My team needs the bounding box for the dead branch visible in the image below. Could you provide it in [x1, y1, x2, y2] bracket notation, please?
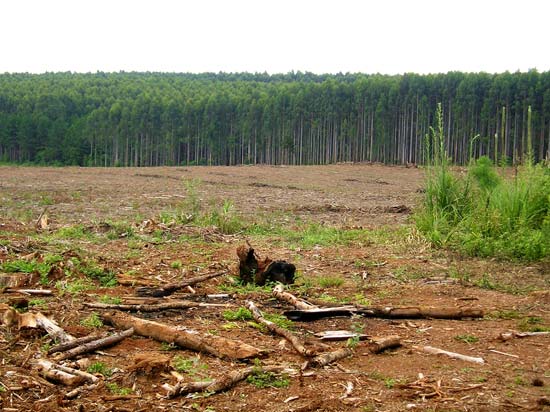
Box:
[65, 383, 99, 399]
[163, 365, 287, 398]
[368, 335, 402, 353]
[308, 347, 354, 368]
[313, 330, 369, 341]
[2, 309, 76, 343]
[102, 311, 263, 360]
[48, 332, 107, 355]
[284, 305, 483, 321]
[135, 271, 227, 297]
[54, 328, 134, 361]
[83, 300, 229, 312]
[246, 300, 314, 357]
[414, 345, 485, 364]
[272, 284, 316, 310]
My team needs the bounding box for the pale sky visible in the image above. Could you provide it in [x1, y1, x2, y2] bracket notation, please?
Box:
[2, 0, 549, 75]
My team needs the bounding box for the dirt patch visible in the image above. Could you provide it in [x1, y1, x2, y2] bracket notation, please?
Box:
[0, 164, 548, 412]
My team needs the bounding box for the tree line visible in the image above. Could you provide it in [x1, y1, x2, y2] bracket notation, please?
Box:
[0, 71, 549, 166]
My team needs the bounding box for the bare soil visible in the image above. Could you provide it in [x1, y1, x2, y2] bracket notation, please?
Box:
[0, 164, 549, 412]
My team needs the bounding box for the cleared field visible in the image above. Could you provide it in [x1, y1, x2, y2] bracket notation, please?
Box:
[0, 164, 548, 412]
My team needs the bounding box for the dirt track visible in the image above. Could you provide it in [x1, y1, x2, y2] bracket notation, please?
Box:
[0, 164, 549, 412]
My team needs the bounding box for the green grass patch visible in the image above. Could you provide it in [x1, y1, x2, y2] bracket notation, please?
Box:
[316, 276, 345, 288]
[415, 104, 549, 261]
[105, 383, 132, 395]
[246, 361, 290, 389]
[454, 334, 479, 344]
[222, 307, 253, 321]
[80, 313, 103, 328]
[87, 361, 113, 377]
[172, 355, 211, 381]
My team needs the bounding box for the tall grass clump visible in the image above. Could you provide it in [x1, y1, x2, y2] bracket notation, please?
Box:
[416, 104, 549, 261]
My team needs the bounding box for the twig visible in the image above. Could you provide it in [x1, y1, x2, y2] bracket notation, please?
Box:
[54, 328, 134, 361]
[272, 284, 316, 310]
[414, 345, 485, 364]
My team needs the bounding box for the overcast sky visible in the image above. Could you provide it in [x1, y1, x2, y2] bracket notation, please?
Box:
[2, 0, 549, 75]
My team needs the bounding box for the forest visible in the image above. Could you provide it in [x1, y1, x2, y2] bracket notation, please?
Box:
[0, 70, 549, 166]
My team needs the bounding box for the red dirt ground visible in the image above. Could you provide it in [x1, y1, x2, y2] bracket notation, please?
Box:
[0, 164, 548, 412]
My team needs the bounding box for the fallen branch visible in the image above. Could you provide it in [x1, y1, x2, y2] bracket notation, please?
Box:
[135, 271, 227, 297]
[54, 328, 134, 361]
[83, 300, 229, 312]
[308, 347, 354, 368]
[65, 383, 99, 399]
[102, 311, 263, 360]
[498, 330, 550, 341]
[2, 288, 53, 296]
[163, 365, 287, 398]
[284, 306, 483, 321]
[48, 332, 107, 355]
[414, 345, 485, 364]
[272, 284, 316, 310]
[2, 309, 76, 343]
[313, 330, 369, 341]
[246, 300, 314, 357]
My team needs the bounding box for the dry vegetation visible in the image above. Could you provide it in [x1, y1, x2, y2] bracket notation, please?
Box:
[0, 164, 549, 412]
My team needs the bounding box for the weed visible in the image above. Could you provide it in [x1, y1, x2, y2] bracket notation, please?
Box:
[56, 279, 94, 295]
[105, 383, 132, 395]
[53, 225, 93, 240]
[78, 261, 117, 287]
[264, 313, 294, 330]
[105, 220, 134, 240]
[80, 313, 103, 328]
[171, 260, 182, 269]
[222, 307, 253, 321]
[246, 360, 289, 389]
[160, 342, 177, 351]
[87, 362, 113, 377]
[28, 299, 47, 308]
[454, 334, 479, 344]
[317, 276, 345, 288]
[518, 317, 550, 332]
[384, 377, 397, 389]
[172, 355, 210, 381]
[99, 295, 122, 304]
[514, 376, 526, 386]
[488, 310, 521, 320]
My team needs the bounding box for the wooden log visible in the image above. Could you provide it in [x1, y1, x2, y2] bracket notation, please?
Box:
[272, 284, 316, 310]
[48, 332, 107, 355]
[313, 330, 369, 341]
[367, 335, 401, 353]
[246, 300, 313, 357]
[48, 363, 99, 383]
[414, 345, 485, 364]
[163, 365, 286, 398]
[308, 348, 354, 368]
[498, 330, 550, 341]
[54, 328, 134, 361]
[284, 306, 484, 321]
[14, 311, 75, 343]
[36, 360, 83, 386]
[135, 271, 227, 297]
[102, 311, 263, 360]
[83, 300, 229, 312]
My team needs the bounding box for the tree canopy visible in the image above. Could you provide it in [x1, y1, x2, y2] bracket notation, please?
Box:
[0, 71, 548, 166]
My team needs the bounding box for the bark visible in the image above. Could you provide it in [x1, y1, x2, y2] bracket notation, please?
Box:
[284, 306, 483, 321]
[272, 284, 316, 310]
[414, 345, 485, 364]
[83, 300, 229, 312]
[163, 365, 287, 398]
[308, 348, 354, 368]
[102, 311, 263, 360]
[54, 328, 134, 361]
[246, 300, 313, 357]
[135, 271, 227, 297]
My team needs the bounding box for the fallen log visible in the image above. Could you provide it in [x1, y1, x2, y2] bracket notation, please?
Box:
[313, 330, 369, 341]
[246, 300, 313, 357]
[135, 271, 227, 297]
[102, 311, 263, 360]
[308, 347, 354, 368]
[284, 306, 483, 321]
[36, 360, 84, 386]
[54, 328, 134, 361]
[272, 284, 316, 310]
[414, 345, 485, 364]
[163, 365, 287, 398]
[367, 335, 401, 353]
[83, 300, 229, 312]
[48, 332, 108, 355]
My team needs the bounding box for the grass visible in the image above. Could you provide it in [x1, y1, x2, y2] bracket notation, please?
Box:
[87, 361, 113, 377]
[454, 334, 479, 344]
[105, 383, 132, 395]
[316, 276, 345, 288]
[415, 104, 550, 261]
[246, 361, 290, 389]
[80, 313, 103, 328]
[222, 307, 253, 321]
[172, 355, 211, 381]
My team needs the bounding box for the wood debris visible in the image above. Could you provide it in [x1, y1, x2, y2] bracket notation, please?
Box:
[414, 345, 485, 364]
